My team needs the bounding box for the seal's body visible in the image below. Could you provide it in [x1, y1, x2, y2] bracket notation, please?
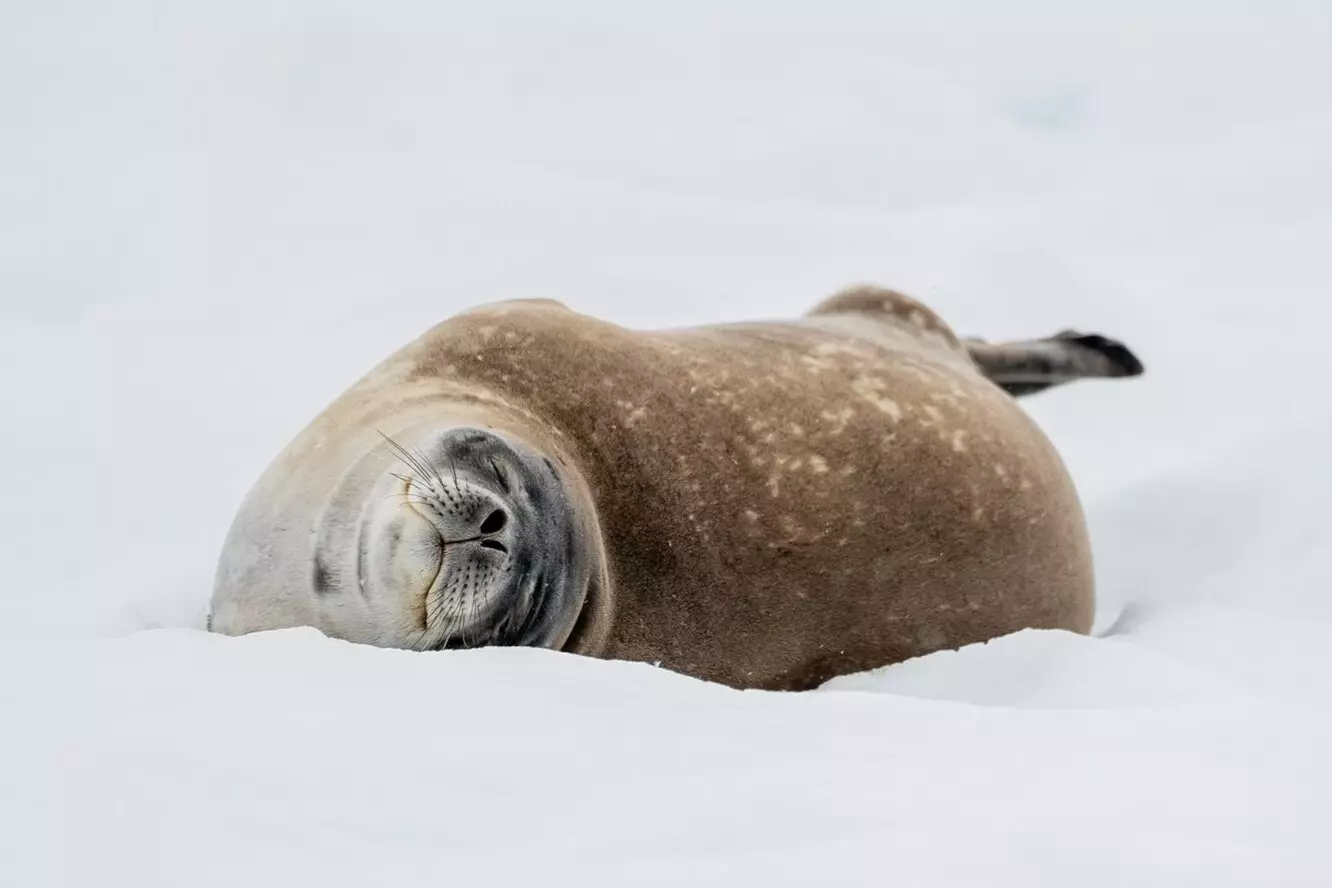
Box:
[211, 286, 1142, 690]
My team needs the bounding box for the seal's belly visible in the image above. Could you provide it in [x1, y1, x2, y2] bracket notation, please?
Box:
[572, 323, 1093, 689]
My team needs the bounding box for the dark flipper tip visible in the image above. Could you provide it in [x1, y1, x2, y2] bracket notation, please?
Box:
[1053, 330, 1145, 377]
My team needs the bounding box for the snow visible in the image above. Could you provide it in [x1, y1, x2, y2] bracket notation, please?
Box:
[2, 3, 1330, 885]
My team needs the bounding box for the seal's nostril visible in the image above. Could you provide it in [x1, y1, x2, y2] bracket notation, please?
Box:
[480, 509, 507, 535]
[479, 539, 508, 554]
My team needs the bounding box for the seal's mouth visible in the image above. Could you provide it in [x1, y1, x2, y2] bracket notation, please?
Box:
[393, 485, 512, 648]
[419, 535, 448, 616]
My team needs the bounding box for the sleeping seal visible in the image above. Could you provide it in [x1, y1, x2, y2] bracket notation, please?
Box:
[209, 285, 1142, 690]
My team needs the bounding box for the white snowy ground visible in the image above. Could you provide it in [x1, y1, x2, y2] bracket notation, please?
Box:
[2, 3, 1331, 885]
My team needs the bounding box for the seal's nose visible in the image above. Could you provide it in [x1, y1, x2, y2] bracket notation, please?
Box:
[479, 509, 509, 553]
[415, 426, 534, 557]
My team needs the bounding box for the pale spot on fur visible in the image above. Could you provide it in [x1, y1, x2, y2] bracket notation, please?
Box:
[971, 506, 984, 521]
[788, 458, 803, 471]
[807, 454, 829, 474]
[789, 423, 805, 437]
[928, 391, 964, 411]
[767, 475, 781, 497]
[615, 399, 647, 426]
[801, 354, 835, 373]
[851, 376, 902, 421]
[951, 430, 968, 452]
[744, 509, 759, 522]
[1019, 478, 1034, 491]
[922, 405, 943, 424]
[994, 464, 1008, 478]
[814, 341, 868, 358]
[820, 407, 854, 435]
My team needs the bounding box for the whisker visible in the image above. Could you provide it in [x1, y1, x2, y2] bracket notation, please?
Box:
[377, 431, 438, 488]
[465, 577, 479, 649]
[405, 444, 451, 503]
[425, 602, 448, 647]
[441, 591, 465, 647]
[381, 494, 447, 512]
[428, 591, 452, 630]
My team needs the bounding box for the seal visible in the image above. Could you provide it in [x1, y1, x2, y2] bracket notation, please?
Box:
[209, 285, 1143, 690]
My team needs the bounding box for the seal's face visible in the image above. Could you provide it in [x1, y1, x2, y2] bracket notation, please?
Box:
[354, 427, 593, 651]
[209, 425, 599, 653]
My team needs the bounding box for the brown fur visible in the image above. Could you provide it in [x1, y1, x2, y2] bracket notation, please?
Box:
[334, 285, 1095, 690]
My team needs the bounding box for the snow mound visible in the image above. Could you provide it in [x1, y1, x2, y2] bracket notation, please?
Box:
[4, 629, 1330, 887]
[820, 627, 1248, 709]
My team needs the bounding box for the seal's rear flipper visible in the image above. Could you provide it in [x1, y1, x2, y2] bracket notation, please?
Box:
[965, 330, 1144, 398]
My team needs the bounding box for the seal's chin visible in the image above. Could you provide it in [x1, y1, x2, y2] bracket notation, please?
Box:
[360, 425, 594, 652]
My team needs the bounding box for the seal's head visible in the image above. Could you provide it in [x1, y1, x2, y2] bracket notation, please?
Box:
[209, 423, 608, 654]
